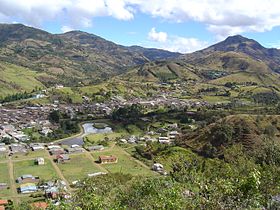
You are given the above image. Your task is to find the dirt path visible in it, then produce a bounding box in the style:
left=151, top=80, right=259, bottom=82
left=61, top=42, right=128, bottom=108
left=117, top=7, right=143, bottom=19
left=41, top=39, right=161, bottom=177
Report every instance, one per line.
left=7, top=157, right=19, bottom=204
left=84, top=150, right=108, bottom=173
left=46, top=152, right=71, bottom=189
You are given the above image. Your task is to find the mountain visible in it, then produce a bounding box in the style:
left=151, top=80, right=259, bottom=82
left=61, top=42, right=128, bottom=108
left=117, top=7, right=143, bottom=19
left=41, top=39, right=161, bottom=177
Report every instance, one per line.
left=123, top=35, right=280, bottom=84
left=0, top=23, right=180, bottom=95
left=184, top=35, right=280, bottom=73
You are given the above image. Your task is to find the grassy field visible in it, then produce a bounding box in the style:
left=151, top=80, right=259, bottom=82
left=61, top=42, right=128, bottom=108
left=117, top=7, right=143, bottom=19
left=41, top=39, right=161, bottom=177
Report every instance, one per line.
left=85, top=132, right=127, bottom=145
left=91, top=146, right=155, bottom=176
left=12, top=150, right=48, bottom=160
left=0, top=62, right=45, bottom=96
left=202, top=95, right=231, bottom=103
left=0, top=153, right=8, bottom=161
left=0, top=163, right=12, bottom=197
left=57, top=154, right=105, bottom=182
left=13, top=159, right=58, bottom=181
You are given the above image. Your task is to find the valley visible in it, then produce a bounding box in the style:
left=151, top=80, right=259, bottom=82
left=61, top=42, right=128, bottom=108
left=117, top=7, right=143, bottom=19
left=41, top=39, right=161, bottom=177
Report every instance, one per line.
left=1, top=23, right=280, bottom=209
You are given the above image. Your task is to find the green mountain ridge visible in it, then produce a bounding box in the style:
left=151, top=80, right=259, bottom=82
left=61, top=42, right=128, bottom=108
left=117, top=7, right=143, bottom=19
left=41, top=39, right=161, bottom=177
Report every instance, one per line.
left=0, top=23, right=180, bottom=95
left=1, top=24, right=280, bottom=99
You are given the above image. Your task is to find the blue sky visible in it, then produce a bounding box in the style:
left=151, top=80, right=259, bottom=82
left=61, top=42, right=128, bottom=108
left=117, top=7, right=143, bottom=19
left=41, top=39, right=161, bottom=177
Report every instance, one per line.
left=0, top=0, right=280, bottom=53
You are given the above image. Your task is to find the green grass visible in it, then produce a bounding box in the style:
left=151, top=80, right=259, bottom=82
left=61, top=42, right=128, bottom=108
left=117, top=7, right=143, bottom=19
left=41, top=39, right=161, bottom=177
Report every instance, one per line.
left=0, top=153, right=8, bottom=161
left=91, top=146, right=155, bottom=176
left=52, top=87, right=83, bottom=103
left=202, top=95, right=231, bottom=103
left=13, top=159, right=58, bottom=181
left=0, top=163, right=12, bottom=197
left=57, top=154, right=105, bottom=182
left=12, top=150, right=48, bottom=160
left=85, top=132, right=127, bottom=145
left=0, top=62, right=45, bottom=96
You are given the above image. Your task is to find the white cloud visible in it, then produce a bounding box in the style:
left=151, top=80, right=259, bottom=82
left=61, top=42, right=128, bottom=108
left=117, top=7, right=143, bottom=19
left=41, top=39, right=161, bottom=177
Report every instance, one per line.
left=0, top=0, right=134, bottom=28
left=61, top=25, right=74, bottom=33
left=147, top=28, right=208, bottom=53
left=0, top=0, right=280, bottom=38
left=165, top=36, right=208, bottom=53
left=148, top=27, right=168, bottom=42
left=131, top=0, right=280, bottom=38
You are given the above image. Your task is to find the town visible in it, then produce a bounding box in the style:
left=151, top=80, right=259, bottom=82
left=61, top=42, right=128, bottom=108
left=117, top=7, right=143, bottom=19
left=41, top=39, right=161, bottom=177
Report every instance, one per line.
left=0, top=92, right=203, bottom=208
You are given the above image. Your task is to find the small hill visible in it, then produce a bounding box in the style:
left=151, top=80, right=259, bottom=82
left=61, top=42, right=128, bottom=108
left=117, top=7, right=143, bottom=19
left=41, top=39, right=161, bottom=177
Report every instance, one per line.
left=179, top=114, right=280, bottom=156
left=121, top=60, right=201, bottom=82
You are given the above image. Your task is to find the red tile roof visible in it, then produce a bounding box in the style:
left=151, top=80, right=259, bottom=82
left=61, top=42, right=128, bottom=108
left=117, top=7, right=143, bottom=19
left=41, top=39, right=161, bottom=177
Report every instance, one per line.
left=31, top=202, right=48, bottom=209
left=0, top=200, right=8, bottom=205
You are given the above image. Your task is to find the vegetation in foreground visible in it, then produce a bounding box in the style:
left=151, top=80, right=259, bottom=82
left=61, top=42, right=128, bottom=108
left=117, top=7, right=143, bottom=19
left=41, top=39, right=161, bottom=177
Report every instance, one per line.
left=14, top=144, right=280, bottom=210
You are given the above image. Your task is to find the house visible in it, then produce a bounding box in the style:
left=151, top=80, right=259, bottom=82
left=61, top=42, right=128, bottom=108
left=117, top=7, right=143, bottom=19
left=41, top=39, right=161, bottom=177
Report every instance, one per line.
left=152, top=163, right=164, bottom=171
left=47, top=145, right=62, bottom=150
left=0, top=183, right=8, bottom=190
left=65, top=147, right=84, bottom=154
left=31, top=202, right=48, bottom=210
left=30, top=143, right=45, bottom=151
left=119, top=139, right=127, bottom=144
left=158, top=137, right=171, bottom=144
left=35, top=157, right=45, bottom=165
left=88, top=172, right=107, bottom=177
left=86, top=145, right=104, bottom=151
left=152, top=163, right=167, bottom=175
left=9, top=144, right=28, bottom=155
left=170, top=131, right=179, bottom=135
left=40, top=127, right=52, bottom=136
left=99, top=155, right=117, bottom=164
left=45, top=180, right=68, bottom=199
left=56, top=154, right=70, bottom=164
left=16, top=175, right=40, bottom=184
left=49, top=148, right=65, bottom=156
left=0, top=200, right=8, bottom=210
left=19, top=183, right=38, bottom=194
left=128, top=136, right=137, bottom=144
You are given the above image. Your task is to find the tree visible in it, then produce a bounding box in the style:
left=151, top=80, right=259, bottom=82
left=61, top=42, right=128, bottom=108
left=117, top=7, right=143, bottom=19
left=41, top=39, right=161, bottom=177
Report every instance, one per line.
left=49, top=110, right=61, bottom=123
left=112, top=104, right=143, bottom=123
left=210, top=123, right=234, bottom=147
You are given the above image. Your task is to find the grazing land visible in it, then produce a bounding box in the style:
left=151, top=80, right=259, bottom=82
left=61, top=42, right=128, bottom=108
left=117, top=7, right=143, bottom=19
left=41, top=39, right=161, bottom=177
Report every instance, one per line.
left=91, top=146, right=155, bottom=176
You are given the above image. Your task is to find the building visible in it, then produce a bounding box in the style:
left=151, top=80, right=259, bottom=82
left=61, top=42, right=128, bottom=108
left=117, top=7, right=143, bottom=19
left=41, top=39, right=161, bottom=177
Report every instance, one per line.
left=31, top=202, right=48, bottom=210
left=16, top=175, right=40, bottom=184
left=158, top=137, right=171, bottom=144
left=35, top=157, right=45, bottom=165
left=152, top=163, right=164, bottom=171
left=87, top=172, right=107, bottom=177
left=56, top=154, right=70, bottom=164
left=30, top=143, right=45, bottom=151
left=99, top=155, right=117, bottom=164
left=49, top=148, right=65, bottom=156
left=19, top=183, right=38, bottom=194
left=86, top=145, right=104, bottom=151
left=0, top=200, right=8, bottom=210
left=65, top=147, right=84, bottom=154
left=0, top=183, right=8, bottom=190
left=9, top=144, right=28, bottom=155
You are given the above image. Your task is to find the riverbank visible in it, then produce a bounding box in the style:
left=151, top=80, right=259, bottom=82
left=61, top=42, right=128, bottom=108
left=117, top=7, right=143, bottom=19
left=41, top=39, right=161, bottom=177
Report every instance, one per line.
left=56, top=122, right=113, bottom=146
